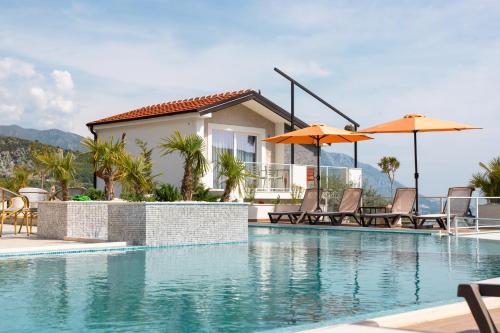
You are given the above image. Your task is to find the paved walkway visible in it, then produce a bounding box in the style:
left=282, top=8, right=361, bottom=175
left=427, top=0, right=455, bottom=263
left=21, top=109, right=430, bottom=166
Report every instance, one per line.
left=0, top=224, right=126, bottom=255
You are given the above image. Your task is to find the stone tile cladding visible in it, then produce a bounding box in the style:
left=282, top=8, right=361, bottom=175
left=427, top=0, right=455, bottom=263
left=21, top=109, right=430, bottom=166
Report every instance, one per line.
left=38, top=202, right=248, bottom=246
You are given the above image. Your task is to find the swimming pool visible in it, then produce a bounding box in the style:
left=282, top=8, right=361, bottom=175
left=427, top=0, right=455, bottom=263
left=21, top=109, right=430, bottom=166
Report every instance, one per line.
left=1, top=226, right=500, bottom=332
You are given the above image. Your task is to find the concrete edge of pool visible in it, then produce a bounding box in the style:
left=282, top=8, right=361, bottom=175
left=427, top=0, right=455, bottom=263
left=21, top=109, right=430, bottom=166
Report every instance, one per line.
left=297, top=277, right=500, bottom=333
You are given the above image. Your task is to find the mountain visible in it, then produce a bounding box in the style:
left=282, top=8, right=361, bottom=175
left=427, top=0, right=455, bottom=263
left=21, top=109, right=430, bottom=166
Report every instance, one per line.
left=0, top=125, right=85, bottom=151
left=321, top=151, right=439, bottom=213
left=321, top=151, right=405, bottom=197
left=0, top=135, right=93, bottom=188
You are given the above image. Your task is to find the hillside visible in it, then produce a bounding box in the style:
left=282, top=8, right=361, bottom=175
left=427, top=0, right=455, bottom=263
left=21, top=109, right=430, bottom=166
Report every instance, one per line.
left=0, top=135, right=93, bottom=188
left=321, top=151, right=405, bottom=197
left=321, top=151, right=439, bottom=212
left=0, top=125, right=85, bottom=151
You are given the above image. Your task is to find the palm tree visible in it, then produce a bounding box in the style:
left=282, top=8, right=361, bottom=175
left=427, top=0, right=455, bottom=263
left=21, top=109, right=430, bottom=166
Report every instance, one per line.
left=159, top=131, right=208, bottom=201
left=378, top=156, right=400, bottom=197
left=217, top=151, right=251, bottom=202
left=119, top=153, right=155, bottom=196
left=35, top=149, right=76, bottom=201
left=82, top=136, right=126, bottom=200
left=471, top=157, right=500, bottom=203
left=6, top=167, right=31, bottom=192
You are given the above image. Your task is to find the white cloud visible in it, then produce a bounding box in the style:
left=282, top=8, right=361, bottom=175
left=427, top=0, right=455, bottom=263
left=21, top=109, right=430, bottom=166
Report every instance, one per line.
left=0, top=57, right=77, bottom=130
left=50, top=95, right=74, bottom=113
left=0, top=57, right=36, bottom=80
left=51, top=69, right=74, bottom=93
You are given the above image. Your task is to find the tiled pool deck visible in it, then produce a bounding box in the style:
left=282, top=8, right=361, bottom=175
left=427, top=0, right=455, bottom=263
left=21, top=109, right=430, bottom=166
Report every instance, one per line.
left=0, top=224, right=127, bottom=256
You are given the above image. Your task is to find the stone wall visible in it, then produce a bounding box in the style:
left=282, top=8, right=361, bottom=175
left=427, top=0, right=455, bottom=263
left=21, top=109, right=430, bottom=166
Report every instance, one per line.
left=38, top=201, right=248, bottom=246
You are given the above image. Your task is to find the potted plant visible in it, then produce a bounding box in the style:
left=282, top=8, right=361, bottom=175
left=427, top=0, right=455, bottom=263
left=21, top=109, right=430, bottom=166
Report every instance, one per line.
left=470, top=157, right=500, bottom=220
left=273, top=184, right=303, bottom=213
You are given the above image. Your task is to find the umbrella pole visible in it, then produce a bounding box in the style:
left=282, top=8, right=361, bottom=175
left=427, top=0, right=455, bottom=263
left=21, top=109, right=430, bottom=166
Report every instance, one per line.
left=316, top=140, right=321, bottom=212
left=413, top=131, right=419, bottom=215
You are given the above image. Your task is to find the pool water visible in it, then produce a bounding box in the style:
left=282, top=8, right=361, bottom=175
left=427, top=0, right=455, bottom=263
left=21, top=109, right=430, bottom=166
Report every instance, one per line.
left=2, top=227, right=500, bottom=332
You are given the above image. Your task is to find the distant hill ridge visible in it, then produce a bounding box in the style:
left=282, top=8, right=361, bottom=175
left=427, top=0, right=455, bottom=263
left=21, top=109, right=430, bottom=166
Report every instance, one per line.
left=0, top=125, right=84, bottom=151
left=321, top=150, right=405, bottom=197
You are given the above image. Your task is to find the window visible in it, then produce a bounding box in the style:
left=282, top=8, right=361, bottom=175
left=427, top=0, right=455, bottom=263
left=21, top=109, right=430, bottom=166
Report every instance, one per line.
left=211, top=129, right=258, bottom=188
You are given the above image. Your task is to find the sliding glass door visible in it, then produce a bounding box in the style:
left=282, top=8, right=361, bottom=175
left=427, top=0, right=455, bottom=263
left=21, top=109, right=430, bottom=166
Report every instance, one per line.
left=212, top=130, right=257, bottom=189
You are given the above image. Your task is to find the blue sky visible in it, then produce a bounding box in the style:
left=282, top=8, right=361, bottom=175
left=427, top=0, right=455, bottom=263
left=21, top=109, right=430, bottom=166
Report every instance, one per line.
left=0, top=0, right=499, bottom=194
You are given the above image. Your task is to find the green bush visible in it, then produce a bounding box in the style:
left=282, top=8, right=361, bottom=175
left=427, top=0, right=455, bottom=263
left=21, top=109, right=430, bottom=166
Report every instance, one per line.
left=192, top=184, right=219, bottom=202
left=120, top=191, right=154, bottom=202
left=72, top=195, right=91, bottom=201
left=85, top=188, right=106, bottom=200
left=154, top=183, right=182, bottom=202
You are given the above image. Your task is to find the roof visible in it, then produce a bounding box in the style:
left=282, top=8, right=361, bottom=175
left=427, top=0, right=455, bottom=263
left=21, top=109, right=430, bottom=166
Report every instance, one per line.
left=86, top=89, right=308, bottom=128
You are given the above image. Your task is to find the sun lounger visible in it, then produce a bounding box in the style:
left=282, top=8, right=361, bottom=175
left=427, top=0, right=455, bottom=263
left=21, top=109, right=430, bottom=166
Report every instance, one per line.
left=360, top=188, right=416, bottom=227
left=268, top=189, right=321, bottom=224
left=306, top=188, right=363, bottom=225
left=412, top=187, right=474, bottom=229
left=458, top=282, right=500, bottom=333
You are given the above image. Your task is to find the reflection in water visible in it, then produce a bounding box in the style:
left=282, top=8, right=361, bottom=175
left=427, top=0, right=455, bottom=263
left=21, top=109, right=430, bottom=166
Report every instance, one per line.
left=2, top=228, right=500, bottom=332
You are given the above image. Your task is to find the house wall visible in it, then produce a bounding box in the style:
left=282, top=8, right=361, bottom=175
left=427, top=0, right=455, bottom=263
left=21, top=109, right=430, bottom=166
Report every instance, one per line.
left=205, top=104, right=277, bottom=163
left=93, top=114, right=201, bottom=193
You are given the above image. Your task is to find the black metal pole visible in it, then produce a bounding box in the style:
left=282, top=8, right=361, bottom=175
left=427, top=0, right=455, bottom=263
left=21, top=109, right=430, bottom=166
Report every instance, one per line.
left=354, top=125, right=358, bottom=168
left=413, top=131, right=419, bottom=214
left=291, top=82, right=295, bottom=164
left=316, top=138, right=321, bottom=211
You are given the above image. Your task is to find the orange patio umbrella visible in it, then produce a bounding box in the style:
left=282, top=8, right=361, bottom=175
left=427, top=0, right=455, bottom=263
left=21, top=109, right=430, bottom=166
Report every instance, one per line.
left=359, top=114, right=481, bottom=213
left=264, top=124, right=372, bottom=211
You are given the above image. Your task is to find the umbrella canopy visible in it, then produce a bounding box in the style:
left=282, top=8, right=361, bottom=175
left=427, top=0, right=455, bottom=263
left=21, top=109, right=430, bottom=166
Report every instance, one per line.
left=265, top=124, right=372, bottom=211
left=359, top=114, right=481, bottom=214
left=359, top=114, right=481, bottom=133
left=265, top=124, right=372, bottom=145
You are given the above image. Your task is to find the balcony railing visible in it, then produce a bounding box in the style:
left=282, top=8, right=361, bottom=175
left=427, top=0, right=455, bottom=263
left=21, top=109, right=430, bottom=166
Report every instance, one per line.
left=206, top=162, right=362, bottom=193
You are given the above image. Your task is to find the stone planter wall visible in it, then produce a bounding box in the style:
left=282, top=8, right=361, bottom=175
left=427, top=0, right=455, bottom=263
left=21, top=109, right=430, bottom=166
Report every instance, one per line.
left=38, top=201, right=248, bottom=246
left=248, top=204, right=275, bottom=221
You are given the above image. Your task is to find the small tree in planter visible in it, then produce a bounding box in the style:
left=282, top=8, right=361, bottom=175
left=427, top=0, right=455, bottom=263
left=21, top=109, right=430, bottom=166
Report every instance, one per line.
left=159, top=131, right=208, bottom=201
left=378, top=156, right=400, bottom=197
left=471, top=157, right=500, bottom=204
left=82, top=136, right=126, bottom=200
left=217, top=151, right=251, bottom=202
left=34, top=149, right=76, bottom=201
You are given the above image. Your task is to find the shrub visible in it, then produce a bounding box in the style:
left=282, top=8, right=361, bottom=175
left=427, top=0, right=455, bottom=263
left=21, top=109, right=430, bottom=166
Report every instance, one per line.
left=192, top=184, right=219, bottom=202
left=154, top=183, right=182, bottom=202
left=85, top=188, right=106, bottom=200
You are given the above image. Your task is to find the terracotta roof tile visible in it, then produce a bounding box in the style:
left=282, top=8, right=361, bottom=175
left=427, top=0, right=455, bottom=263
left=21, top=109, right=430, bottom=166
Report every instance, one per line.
left=89, top=89, right=254, bottom=125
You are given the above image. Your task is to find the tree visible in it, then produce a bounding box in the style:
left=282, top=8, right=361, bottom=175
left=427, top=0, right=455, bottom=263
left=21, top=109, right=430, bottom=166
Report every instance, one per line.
left=217, top=151, right=251, bottom=202
left=159, top=131, right=208, bottom=201
left=82, top=136, right=126, bottom=200
left=6, top=167, right=32, bottom=192
left=378, top=156, right=400, bottom=197
left=119, top=153, right=155, bottom=197
left=34, top=149, right=76, bottom=201
left=471, top=157, right=500, bottom=203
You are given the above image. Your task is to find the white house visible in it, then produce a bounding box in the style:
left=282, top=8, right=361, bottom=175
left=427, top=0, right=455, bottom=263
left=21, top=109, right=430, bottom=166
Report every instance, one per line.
left=87, top=89, right=361, bottom=199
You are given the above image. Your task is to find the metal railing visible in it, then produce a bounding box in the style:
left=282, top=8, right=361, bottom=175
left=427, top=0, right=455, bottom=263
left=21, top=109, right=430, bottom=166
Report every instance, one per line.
left=208, top=162, right=358, bottom=192
left=447, top=197, right=500, bottom=235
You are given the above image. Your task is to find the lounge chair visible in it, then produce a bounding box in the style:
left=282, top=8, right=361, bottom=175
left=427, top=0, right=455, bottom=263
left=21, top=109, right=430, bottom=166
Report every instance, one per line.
left=306, top=188, right=363, bottom=225
left=458, top=282, right=500, bottom=333
left=412, top=187, right=474, bottom=229
left=360, top=188, right=416, bottom=227
left=268, top=189, right=321, bottom=224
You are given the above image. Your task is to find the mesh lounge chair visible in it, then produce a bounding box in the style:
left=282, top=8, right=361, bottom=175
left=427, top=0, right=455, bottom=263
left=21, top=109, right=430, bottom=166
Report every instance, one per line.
left=306, top=188, right=363, bottom=225
left=458, top=282, right=500, bottom=333
left=361, top=188, right=416, bottom=227
left=268, top=189, right=321, bottom=224
left=412, top=187, right=474, bottom=229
